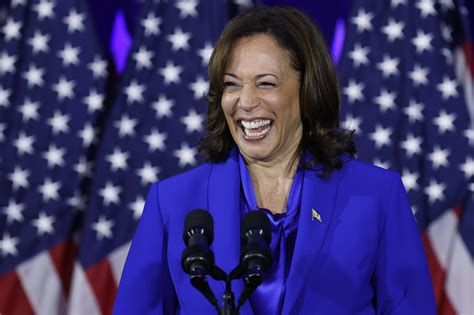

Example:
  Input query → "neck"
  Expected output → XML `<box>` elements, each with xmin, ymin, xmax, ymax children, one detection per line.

<box><xmin>243</xmin><ymin>142</ymin><xmax>301</xmax><ymax>214</ymax></box>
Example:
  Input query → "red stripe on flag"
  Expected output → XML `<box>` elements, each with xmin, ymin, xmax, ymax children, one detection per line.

<box><xmin>452</xmin><ymin>205</ymin><xmax>464</xmax><ymax>219</ymax></box>
<box><xmin>85</xmin><ymin>259</ymin><xmax>118</xmax><ymax>315</ymax></box>
<box><xmin>462</xmin><ymin>42</ymin><xmax>474</xmax><ymax>78</ymax></box>
<box><xmin>422</xmin><ymin>233</ymin><xmax>446</xmax><ymax>304</ymax></box>
<box><xmin>49</xmin><ymin>239</ymin><xmax>78</xmax><ymax>297</ymax></box>
<box><xmin>422</xmin><ymin>234</ymin><xmax>457</xmax><ymax>315</ymax></box>
<box><xmin>0</xmin><ymin>270</ymin><xmax>35</xmax><ymax>315</ymax></box>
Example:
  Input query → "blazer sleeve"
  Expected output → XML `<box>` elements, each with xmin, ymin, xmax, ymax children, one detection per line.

<box><xmin>113</xmin><ymin>182</ymin><xmax>177</xmax><ymax>315</ymax></box>
<box><xmin>373</xmin><ymin>174</ymin><xmax>436</xmax><ymax>315</ymax></box>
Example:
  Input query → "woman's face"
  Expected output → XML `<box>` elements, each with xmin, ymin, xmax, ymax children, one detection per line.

<box><xmin>221</xmin><ymin>34</ymin><xmax>303</xmax><ymax>164</ymax></box>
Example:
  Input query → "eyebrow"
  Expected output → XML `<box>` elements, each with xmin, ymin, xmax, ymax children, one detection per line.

<box><xmin>223</xmin><ymin>73</ymin><xmax>279</xmax><ymax>80</ymax></box>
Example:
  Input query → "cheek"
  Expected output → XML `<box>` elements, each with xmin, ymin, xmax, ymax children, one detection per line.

<box><xmin>221</xmin><ymin>93</ymin><xmax>236</xmax><ymax>114</ymax></box>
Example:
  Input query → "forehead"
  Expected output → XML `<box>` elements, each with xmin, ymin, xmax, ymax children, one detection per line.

<box><xmin>226</xmin><ymin>34</ymin><xmax>292</xmax><ymax>73</ymax></box>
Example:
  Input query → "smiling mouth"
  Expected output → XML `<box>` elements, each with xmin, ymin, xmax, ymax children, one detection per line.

<box><xmin>238</xmin><ymin>119</ymin><xmax>273</xmax><ymax>140</ymax></box>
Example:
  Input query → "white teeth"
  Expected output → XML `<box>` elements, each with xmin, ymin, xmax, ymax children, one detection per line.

<box><xmin>241</xmin><ymin>119</ymin><xmax>271</xmax><ymax>129</ymax></box>
<box><xmin>244</xmin><ymin>125</ymin><xmax>271</xmax><ymax>137</ymax></box>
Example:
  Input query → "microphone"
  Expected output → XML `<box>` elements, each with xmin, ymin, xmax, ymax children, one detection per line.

<box><xmin>237</xmin><ymin>210</ymin><xmax>272</xmax><ymax>309</ymax></box>
<box><xmin>181</xmin><ymin>209</ymin><xmax>219</xmax><ymax>311</ymax></box>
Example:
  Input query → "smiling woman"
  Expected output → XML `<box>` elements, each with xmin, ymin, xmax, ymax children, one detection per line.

<box><xmin>114</xmin><ymin>6</ymin><xmax>437</xmax><ymax>315</ymax></box>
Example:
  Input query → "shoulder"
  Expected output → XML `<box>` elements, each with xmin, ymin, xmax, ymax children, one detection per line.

<box><xmin>155</xmin><ymin>163</ymin><xmax>214</xmax><ymax>194</ymax></box>
<box><xmin>336</xmin><ymin>157</ymin><xmax>403</xmax><ymax>197</ymax></box>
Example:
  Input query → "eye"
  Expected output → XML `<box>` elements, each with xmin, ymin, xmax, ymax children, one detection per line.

<box><xmin>223</xmin><ymin>81</ymin><xmax>240</xmax><ymax>90</ymax></box>
<box><xmin>258</xmin><ymin>82</ymin><xmax>276</xmax><ymax>88</ymax></box>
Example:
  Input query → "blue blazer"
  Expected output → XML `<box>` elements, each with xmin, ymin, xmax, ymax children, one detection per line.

<box><xmin>113</xmin><ymin>150</ymin><xmax>436</xmax><ymax>314</ymax></box>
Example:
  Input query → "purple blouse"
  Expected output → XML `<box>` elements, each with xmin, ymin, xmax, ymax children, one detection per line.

<box><xmin>238</xmin><ymin>154</ymin><xmax>303</xmax><ymax>314</ymax></box>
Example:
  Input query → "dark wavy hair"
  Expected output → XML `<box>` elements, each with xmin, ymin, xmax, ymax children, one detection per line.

<box><xmin>199</xmin><ymin>6</ymin><xmax>356</xmax><ymax>178</ymax></box>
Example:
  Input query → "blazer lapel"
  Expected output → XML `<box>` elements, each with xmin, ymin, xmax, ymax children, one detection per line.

<box><xmin>282</xmin><ymin>167</ymin><xmax>341</xmax><ymax>314</ymax></box>
<box><xmin>208</xmin><ymin>149</ymin><xmax>254</xmax><ymax>315</ymax></box>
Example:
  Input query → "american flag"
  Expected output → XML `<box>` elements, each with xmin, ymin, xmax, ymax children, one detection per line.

<box><xmin>0</xmin><ymin>0</ymin><xmax>110</xmax><ymax>314</ymax></box>
<box><xmin>67</xmin><ymin>0</ymin><xmax>254</xmax><ymax>314</ymax></box>
<box><xmin>338</xmin><ymin>0</ymin><xmax>474</xmax><ymax>313</ymax></box>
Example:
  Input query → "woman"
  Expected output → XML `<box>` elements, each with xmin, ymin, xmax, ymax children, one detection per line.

<box><xmin>113</xmin><ymin>6</ymin><xmax>436</xmax><ymax>314</ymax></box>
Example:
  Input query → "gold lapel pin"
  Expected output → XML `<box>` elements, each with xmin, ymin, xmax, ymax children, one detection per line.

<box><xmin>312</xmin><ymin>209</ymin><xmax>322</xmax><ymax>223</ymax></box>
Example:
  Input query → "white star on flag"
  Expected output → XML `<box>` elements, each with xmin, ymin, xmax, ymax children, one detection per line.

<box><xmin>133</xmin><ymin>46</ymin><xmax>154</xmax><ymax>70</ymax></box>
<box><xmin>424</xmin><ymin>180</ymin><xmax>446</xmax><ymax>204</ymax></box>
<box><xmin>416</xmin><ymin>0</ymin><xmax>436</xmax><ymax>18</ymax></box>
<box><xmin>174</xmin><ymin>142</ymin><xmax>198</xmax><ymax>167</ymax></box>
<box><xmin>14</xmin><ymin>132</ymin><xmax>35</xmax><ymax>155</ymax></box>
<box><xmin>42</xmin><ymin>144</ymin><xmax>66</xmax><ymax>168</ymax></box>
<box><xmin>129</xmin><ymin>197</ymin><xmax>146</xmax><ymax>220</ymax></box>
<box><xmin>0</xmin><ymin>52</ymin><xmax>17</xmax><ymax>74</ymax></box>
<box><xmin>370</xmin><ymin>125</ymin><xmax>392</xmax><ymax>148</ymax></box>
<box><xmin>401</xmin><ymin>169</ymin><xmax>419</xmax><ymax>192</ymax></box>
<box><xmin>167</xmin><ymin>28</ymin><xmax>192</xmax><ymax>51</ymax></box>
<box><xmin>412</xmin><ymin>30</ymin><xmax>433</xmax><ymax>53</ymax></box>
<box><xmin>382</xmin><ymin>18</ymin><xmax>405</xmax><ymax>42</ymax></box>
<box><xmin>197</xmin><ymin>42</ymin><xmax>214</xmax><ymax>66</ymax></box>
<box><xmin>33</xmin><ymin>0</ymin><xmax>56</xmax><ymax>20</ymax></box>
<box><xmin>115</xmin><ymin>115</ymin><xmax>138</xmax><ymax>137</ymax></box>
<box><xmin>27</xmin><ymin>31</ymin><xmax>50</xmax><ymax>54</ymax></box>
<box><xmin>373</xmin><ymin>89</ymin><xmax>397</xmax><ymax>112</ymax></box>
<box><xmin>343</xmin><ymin>79</ymin><xmax>365</xmax><ymax>103</ymax></box>
<box><xmin>144</xmin><ymin>129</ymin><xmax>167</xmax><ymax>152</ymax></box>
<box><xmin>47</xmin><ymin>111</ymin><xmax>70</xmax><ymax>134</ymax></box>
<box><xmin>63</xmin><ymin>9</ymin><xmax>85</xmax><ymax>33</ymax></box>
<box><xmin>18</xmin><ymin>98</ymin><xmax>40</xmax><ymax>122</ymax></box>
<box><xmin>88</xmin><ymin>56</ymin><xmax>107</xmax><ymax>79</ymax></box>
<box><xmin>428</xmin><ymin>146</ymin><xmax>450</xmax><ymax>169</ymax></box>
<box><xmin>91</xmin><ymin>216</ymin><xmax>114</xmax><ymax>240</ymax></box>
<box><xmin>408</xmin><ymin>64</ymin><xmax>429</xmax><ymax>86</ymax></box>
<box><xmin>403</xmin><ymin>100</ymin><xmax>425</xmax><ymax>123</ymax></box>
<box><xmin>136</xmin><ymin>161</ymin><xmax>159</xmax><ymax>185</ymax></box>
<box><xmin>401</xmin><ymin>134</ymin><xmax>423</xmax><ymax>156</ymax></box>
<box><xmin>52</xmin><ymin>76</ymin><xmax>76</xmax><ymax>101</ymax></box>
<box><xmin>78</xmin><ymin>123</ymin><xmax>97</xmax><ymax>147</ymax></box>
<box><xmin>437</xmin><ymin>76</ymin><xmax>458</xmax><ymax>100</ymax></box>
<box><xmin>83</xmin><ymin>89</ymin><xmax>105</xmax><ymax>113</ymax></box>
<box><xmin>125</xmin><ymin>80</ymin><xmax>146</xmax><ymax>104</ymax></box>
<box><xmin>351</xmin><ymin>9</ymin><xmax>374</xmax><ymax>33</ymax></box>
<box><xmin>106</xmin><ymin>148</ymin><xmax>130</xmax><ymax>172</ymax></box>
<box><xmin>141</xmin><ymin>12</ymin><xmax>162</xmax><ymax>37</ymax></box>
<box><xmin>433</xmin><ymin>110</ymin><xmax>456</xmax><ymax>134</ymax></box>
<box><xmin>159</xmin><ymin>61</ymin><xmax>183</xmax><ymax>85</ymax></box>
<box><xmin>22</xmin><ymin>65</ymin><xmax>45</xmax><ymax>87</ymax></box>
<box><xmin>175</xmin><ymin>0</ymin><xmax>199</xmax><ymax>18</ymax></box>
<box><xmin>38</xmin><ymin>178</ymin><xmax>60</xmax><ymax>202</ymax></box>
<box><xmin>99</xmin><ymin>182</ymin><xmax>122</xmax><ymax>206</ymax></box>
<box><xmin>3</xmin><ymin>18</ymin><xmax>22</xmax><ymax>41</ymax></box>
<box><xmin>348</xmin><ymin>44</ymin><xmax>370</xmax><ymax>68</ymax></box>
<box><xmin>8</xmin><ymin>166</ymin><xmax>30</xmax><ymax>190</ymax></box>
<box><xmin>0</xmin><ymin>86</ymin><xmax>11</xmax><ymax>108</ymax></box>
<box><xmin>0</xmin><ymin>234</ymin><xmax>19</xmax><ymax>257</ymax></box>
<box><xmin>2</xmin><ymin>199</ymin><xmax>25</xmax><ymax>223</ymax></box>
<box><xmin>152</xmin><ymin>95</ymin><xmax>175</xmax><ymax>119</ymax></box>
<box><xmin>376</xmin><ymin>55</ymin><xmax>400</xmax><ymax>77</ymax></box>
<box><xmin>57</xmin><ymin>43</ymin><xmax>81</xmax><ymax>66</ymax></box>
<box><xmin>32</xmin><ymin>212</ymin><xmax>55</xmax><ymax>236</ymax></box>
<box><xmin>181</xmin><ymin>109</ymin><xmax>204</xmax><ymax>133</ymax></box>
<box><xmin>189</xmin><ymin>76</ymin><xmax>209</xmax><ymax>100</ymax></box>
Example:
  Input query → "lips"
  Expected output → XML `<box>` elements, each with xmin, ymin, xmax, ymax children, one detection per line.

<box><xmin>238</xmin><ymin>118</ymin><xmax>273</xmax><ymax>140</ymax></box>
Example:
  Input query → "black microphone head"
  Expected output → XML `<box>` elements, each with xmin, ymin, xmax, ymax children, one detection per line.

<box><xmin>183</xmin><ymin>209</ymin><xmax>214</xmax><ymax>245</ymax></box>
<box><xmin>241</xmin><ymin>210</ymin><xmax>271</xmax><ymax>245</ymax></box>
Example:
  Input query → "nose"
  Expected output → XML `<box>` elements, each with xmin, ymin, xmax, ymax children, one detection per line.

<box><xmin>237</xmin><ymin>83</ymin><xmax>259</xmax><ymax>111</ymax></box>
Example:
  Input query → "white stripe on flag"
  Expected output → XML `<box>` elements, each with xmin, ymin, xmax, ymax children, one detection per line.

<box><xmin>17</xmin><ymin>251</ymin><xmax>67</xmax><ymax>315</ymax></box>
<box><xmin>109</xmin><ymin>241</ymin><xmax>131</xmax><ymax>284</ymax></box>
<box><xmin>67</xmin><ymin>262</ymin><xmax>101</xmax><ymax>315</ymax></box>
<box><xmin>427</xmin><ymin>208</ymin><xmax>458</xmax><ymax>267</ymax></box>
<box><xmin>454</xmin><ymin>47</ymin><xmax>474</xmax><ymax>123</ymax></box>
<box><xmin>444</xmin><ymin>233</ymin><xmax>474</xmax><ymax>314</ymax></box>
